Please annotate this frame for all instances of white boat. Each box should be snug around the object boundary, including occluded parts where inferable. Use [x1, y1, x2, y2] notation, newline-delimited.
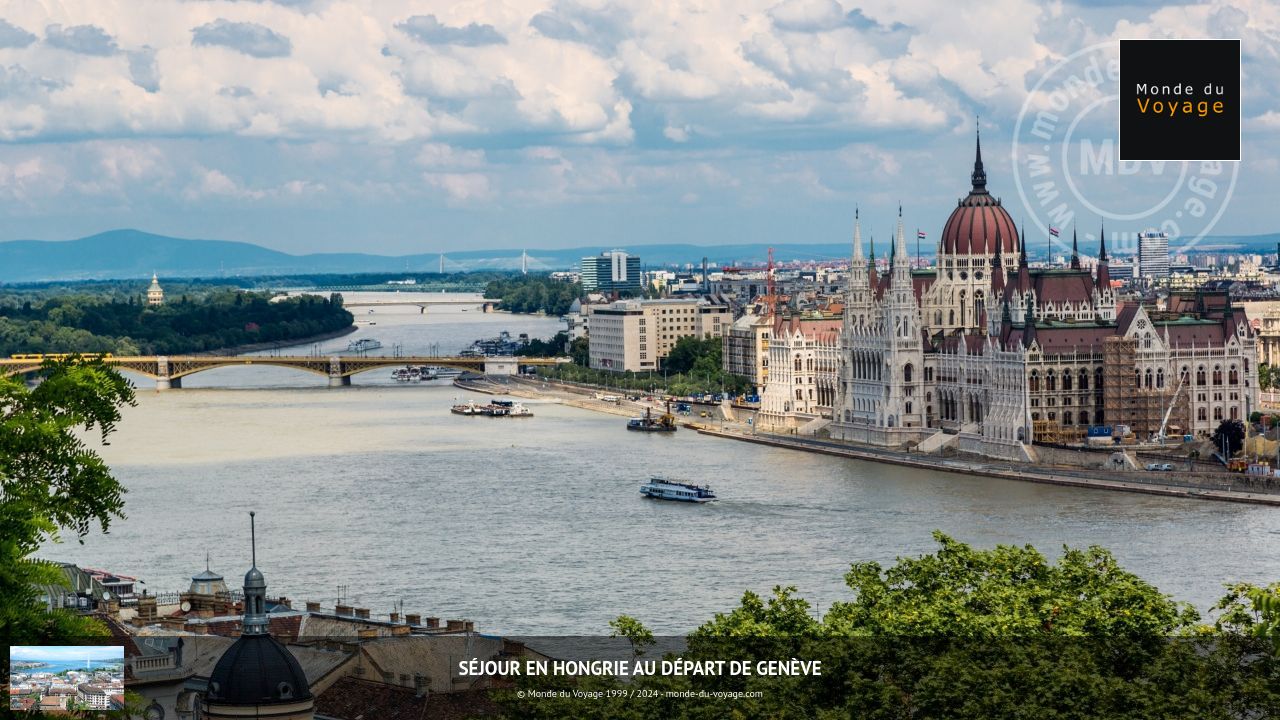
[640, 477, 716, 503]
[347, 338, 383, 352]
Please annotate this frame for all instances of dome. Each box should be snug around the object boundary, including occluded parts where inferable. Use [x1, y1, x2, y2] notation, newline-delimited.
[941, 194, 1019, 256]
[244, 566, 265, 587]
[940, 127, 1019, 257]
[207, 634, 312, 705]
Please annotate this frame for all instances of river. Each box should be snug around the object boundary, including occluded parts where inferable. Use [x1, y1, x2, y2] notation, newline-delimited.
[45, 294, 1280, 634]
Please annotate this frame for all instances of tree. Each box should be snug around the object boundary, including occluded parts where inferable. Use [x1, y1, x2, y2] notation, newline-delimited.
[1, 357, 136, 643]
[1212, 418, 1246, 457]
[609, 615, 655, 658]
[569, 336, 590, 367]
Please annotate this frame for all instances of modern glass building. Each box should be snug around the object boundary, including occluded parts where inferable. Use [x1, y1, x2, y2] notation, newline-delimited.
[581, 250, 642, 295]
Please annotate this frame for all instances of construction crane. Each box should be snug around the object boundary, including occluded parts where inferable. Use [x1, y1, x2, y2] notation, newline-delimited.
[1154, 372, 1187, 443]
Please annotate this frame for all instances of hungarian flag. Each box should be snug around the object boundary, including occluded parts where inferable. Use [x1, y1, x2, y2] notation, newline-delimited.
[916, 230, 927, 239]
[1049, 227, 1061, 237]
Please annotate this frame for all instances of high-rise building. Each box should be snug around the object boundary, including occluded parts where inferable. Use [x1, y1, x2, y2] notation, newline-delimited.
[1138, 231, 1170, 278]
[581, 250, 642, 296]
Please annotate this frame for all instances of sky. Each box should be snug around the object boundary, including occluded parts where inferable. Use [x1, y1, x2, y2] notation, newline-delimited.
[10, 645, 124, 662]
[0, 0, 1277, 256]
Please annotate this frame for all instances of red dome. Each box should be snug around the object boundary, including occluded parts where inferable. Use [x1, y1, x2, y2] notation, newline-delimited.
[940, 127, 1019, 257]
[941, 194, 1019, 256]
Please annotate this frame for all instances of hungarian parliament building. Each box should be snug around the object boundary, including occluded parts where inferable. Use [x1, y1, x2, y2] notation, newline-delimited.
[757, 133, 1258, 460]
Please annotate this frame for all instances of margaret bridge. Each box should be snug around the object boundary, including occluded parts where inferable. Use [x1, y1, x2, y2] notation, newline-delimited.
[0, 355, 564, 389]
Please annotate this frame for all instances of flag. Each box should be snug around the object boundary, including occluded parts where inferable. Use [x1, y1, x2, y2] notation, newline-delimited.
[917, 230, 927, 239]
[1049, 227, 1060, 237]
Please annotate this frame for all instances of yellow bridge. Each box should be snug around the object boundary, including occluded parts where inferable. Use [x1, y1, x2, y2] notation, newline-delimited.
[0, 355, 564, 389]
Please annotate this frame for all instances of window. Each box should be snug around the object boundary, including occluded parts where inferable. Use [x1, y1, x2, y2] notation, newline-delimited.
[1213, 366, 1222, 385]
[1063, 373, 1072, 391]
[1197, 366, 1206, 385]
[904, 364, 914, 383]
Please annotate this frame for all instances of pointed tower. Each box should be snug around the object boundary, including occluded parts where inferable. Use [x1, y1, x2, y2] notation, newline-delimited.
[1095, 220, 1116, 321]
[1070, 225, 1081, 270]
[204, 513, 315, 720]
[971, 119, 987, 195]
[847, 209, 872, 323]
[986, 234, 1006, 336]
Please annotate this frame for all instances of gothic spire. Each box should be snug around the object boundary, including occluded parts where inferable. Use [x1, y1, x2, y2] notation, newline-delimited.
[852, 207, 863, 262]
[1070, 225, 1081, 269]
[1098, 220, 1108, 261]
[991, 233, 1005, 292]
[971, 117, 987, 194]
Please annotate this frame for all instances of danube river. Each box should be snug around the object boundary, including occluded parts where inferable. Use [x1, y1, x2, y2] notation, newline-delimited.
[49, 295, 1280, 634]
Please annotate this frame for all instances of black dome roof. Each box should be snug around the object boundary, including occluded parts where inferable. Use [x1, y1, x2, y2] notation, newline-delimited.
[207, 634, 312, 705]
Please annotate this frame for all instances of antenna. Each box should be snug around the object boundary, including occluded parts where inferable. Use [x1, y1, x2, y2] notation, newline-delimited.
[249, 511, 257, 568]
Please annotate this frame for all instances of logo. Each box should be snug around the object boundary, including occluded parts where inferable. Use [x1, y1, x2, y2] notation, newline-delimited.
[1012, 41, 1238, 258]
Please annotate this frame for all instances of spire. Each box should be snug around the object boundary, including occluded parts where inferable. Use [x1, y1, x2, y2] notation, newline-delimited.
[1096, 220, 1111, 289]
[1070, 225, 1081, 269]
[1098, 220, 1108, 261]
[852, 207, 863, 262]
[242, 511, 268, 636]
[991, 234, 1005, 292]
[893, 204, 907, 265]
[971, 117, 987, 193]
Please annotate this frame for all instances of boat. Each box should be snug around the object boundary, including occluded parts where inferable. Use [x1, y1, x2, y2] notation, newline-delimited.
[451, 401, 483, 415]
[640, 477, 716, 503]
[627, 403, 677, 432]
[347, 338, 383, 352]
[488, 399, 533, 417]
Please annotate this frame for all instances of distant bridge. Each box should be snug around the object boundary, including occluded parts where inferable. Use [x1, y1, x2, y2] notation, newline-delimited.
[0, 355, 562, 389]
[340, 297, 499, 313]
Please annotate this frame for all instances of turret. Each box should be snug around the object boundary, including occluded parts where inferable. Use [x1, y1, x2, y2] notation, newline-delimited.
[971, 120, 987, 194]
[1070, 225, 1081, 270]
[1096, 220, 1111, 288]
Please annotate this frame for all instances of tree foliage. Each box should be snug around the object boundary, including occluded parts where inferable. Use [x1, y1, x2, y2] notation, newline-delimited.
[485, 275, 582, 316]
[1212, 418, 1246, 457]
[0, 289, 352, 356]
[499, 533, 1279, 719]
[1, 358, 136, 644]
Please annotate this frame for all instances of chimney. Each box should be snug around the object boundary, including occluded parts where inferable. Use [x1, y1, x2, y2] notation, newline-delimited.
[389, 612, 400, 624]
[464, 621, 475, 632]
[425, 617, 440, 629]
[335, 604, 353, 617]
[305, 601, 321, 613]
[405, 613, 421, 626]
[355, 608, 371, 619]
[446, 619, 465, 632]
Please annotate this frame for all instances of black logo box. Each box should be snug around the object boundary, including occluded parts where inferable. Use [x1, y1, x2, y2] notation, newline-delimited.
[1119, 39, 1240, 162]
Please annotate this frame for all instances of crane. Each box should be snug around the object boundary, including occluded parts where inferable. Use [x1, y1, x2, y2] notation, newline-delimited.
[1154, 371, 1187, 443]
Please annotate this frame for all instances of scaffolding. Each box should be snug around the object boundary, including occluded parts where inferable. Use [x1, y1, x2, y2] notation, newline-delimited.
[1102, 336, 1189, 439]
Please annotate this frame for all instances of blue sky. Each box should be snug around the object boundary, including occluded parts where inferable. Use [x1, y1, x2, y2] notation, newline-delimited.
[0, 0, 1275, 255]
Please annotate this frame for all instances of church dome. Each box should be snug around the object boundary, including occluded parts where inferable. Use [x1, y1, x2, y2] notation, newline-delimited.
[207, 634, 312, 705]
[940, 130, 1019, 257]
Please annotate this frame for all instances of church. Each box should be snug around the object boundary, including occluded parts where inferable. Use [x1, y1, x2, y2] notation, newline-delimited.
[761, 129, 1258, 459]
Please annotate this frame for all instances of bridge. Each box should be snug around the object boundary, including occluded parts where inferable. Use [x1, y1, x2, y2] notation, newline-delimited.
[340, 297, 499, 313]
[0, 355, 563, 389]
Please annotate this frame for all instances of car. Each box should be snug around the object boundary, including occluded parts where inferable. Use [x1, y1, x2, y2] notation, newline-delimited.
[1159, 463, 1174, 471]
[1145, 463, 1163, 471]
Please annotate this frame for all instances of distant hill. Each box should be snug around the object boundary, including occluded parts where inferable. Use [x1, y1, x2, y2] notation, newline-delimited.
[2, 228, 1278, 283]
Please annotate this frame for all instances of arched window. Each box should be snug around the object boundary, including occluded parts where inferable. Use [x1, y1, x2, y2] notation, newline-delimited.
[1030, 372, 1040, 393]
[1063, 373, 1073, 391]
[1064, 411, 1073, 426]
[1214, 406, 1223, 421]
[1079, 370, 1089, 390]
[794, 357, 802, 371]
[935, 311, 942, 325]
[1157, 368, 1165, 389]
[1046, 371, 1056, 392]
[1229, 366, 1238, 384]
[1197, 366, 1206, 385]
[1213, 366, 1223, 385]
[949, 310, 955, 325]
[1145, 368, 1153, 389]
[1198, 407, 1207, 421]
[904, 364, 914, 383]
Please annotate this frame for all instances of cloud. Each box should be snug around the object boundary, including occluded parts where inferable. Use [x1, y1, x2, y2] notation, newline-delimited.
[395, 15, 506, 46]
[44, 24, 117, 56]
[0, 18, 36, 48]
[192, 19, 292, 58]
[129, 47, 160, 92]
[422, 171, 493, 204]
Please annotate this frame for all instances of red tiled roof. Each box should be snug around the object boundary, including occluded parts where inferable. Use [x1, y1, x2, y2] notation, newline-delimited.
[941, 195, 1019, 256]
[1031, 270, 1096, 304]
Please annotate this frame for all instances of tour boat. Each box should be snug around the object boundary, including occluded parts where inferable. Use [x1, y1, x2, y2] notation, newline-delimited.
[640, 477, 716, 503]
[347, 338, 383, 352]
[486, 399, 533, 417]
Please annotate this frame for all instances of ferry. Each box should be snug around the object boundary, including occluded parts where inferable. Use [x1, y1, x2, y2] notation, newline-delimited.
[488, 399, 533, 417]
[347, 338, 383, 353]
[640, 477, 716, 503]
[627, 404, 677, 432]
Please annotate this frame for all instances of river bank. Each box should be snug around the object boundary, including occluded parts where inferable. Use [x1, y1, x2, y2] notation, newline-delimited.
[486, 375, 1280, 507]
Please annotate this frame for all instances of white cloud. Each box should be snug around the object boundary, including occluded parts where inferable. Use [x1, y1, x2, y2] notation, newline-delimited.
[422, 171, 493, 204]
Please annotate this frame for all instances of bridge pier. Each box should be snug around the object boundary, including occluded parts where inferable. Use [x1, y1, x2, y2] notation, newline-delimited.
[329, 375, 352, 387]
[156, 376, 182, 390]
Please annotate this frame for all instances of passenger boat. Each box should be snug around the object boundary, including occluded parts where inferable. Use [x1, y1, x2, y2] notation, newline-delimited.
[640, 477, 716, 503]
[347, 338, 383, 352]
[627, 403, 677, 432]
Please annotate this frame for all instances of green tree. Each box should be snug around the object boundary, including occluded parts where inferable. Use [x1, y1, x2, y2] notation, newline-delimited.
[1, 357, 136, 643]
[569, 336, 589, 367]
[609, 615, 656, 658]
[1212, 418, 1246, 457]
